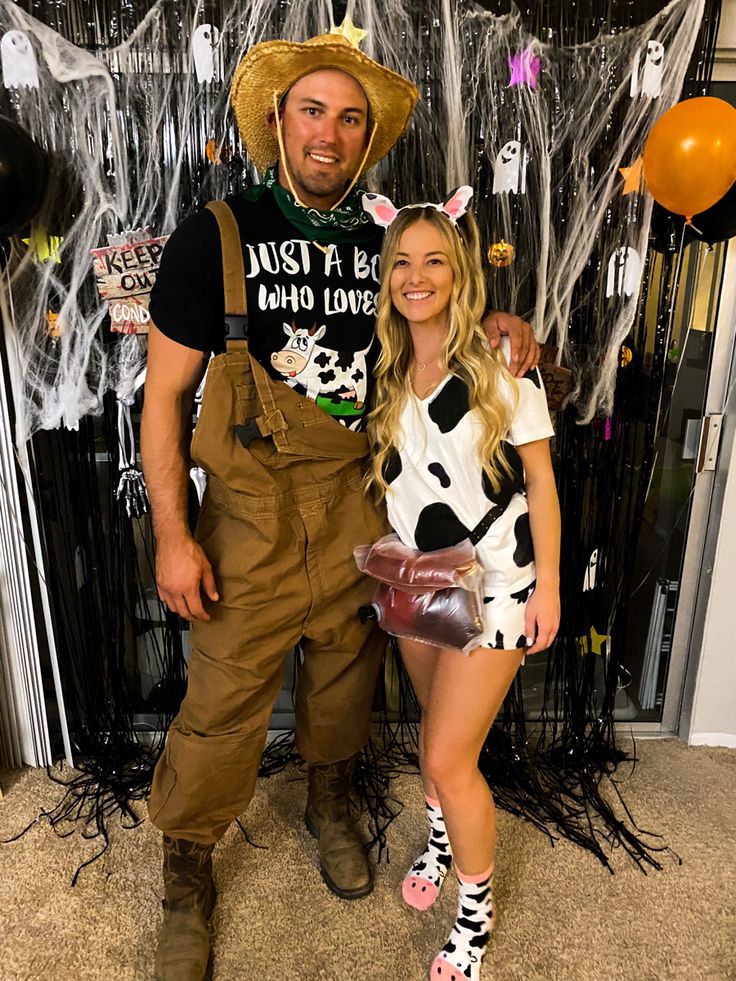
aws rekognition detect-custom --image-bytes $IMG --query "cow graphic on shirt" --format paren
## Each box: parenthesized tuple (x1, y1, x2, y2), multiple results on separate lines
(271, 322, 371, 412)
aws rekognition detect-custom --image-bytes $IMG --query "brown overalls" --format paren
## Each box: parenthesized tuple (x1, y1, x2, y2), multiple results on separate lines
(149, 202, 388, 844)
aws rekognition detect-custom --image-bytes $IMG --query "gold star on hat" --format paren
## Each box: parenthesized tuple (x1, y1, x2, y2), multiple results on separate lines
(329, 15, 367, 49)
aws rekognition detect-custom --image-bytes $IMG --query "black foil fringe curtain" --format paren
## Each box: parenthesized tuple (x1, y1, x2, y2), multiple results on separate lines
(3, 395, 188, 882)
(0, 0, 723, 880)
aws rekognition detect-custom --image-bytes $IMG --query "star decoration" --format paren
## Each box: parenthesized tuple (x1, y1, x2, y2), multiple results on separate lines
(577, 625, 611, 656)
(205, 138, 232, 165)
(589, 626, 610, 655)
(508, 47, 541, 88)
(619, 157, 644, 195)
(47, 310, 61, 338)
(330, 15, 367, 49)
(22, 230, 63, 264)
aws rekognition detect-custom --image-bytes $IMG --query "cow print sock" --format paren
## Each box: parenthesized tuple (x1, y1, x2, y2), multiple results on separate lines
(402, 796, 452, 911)
(430, 867, 495, 981)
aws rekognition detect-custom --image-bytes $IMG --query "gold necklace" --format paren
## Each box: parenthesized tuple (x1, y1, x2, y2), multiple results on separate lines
(417, 378, 441, 398)
(411, 359, 443, 398)
(412, 357, 438, 372)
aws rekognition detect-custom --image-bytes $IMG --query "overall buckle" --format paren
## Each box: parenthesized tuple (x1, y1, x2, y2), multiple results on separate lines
(233, 419, 261, 447)
(224, 315, 248, 340)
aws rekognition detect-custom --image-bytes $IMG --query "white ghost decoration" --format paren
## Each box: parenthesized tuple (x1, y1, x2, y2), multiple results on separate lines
(583, 549, 598, 592)
(642, 40, 664, 98)
(1, 30, 39, 89)
(630, 39, 665, 99)
(606, 247, 643, 298)
(191, 24, 220, 84)
(492, 140, 528, 195)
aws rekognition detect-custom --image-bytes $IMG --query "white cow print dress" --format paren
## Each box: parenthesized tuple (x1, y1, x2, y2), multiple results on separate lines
(384, 338, 555, 651)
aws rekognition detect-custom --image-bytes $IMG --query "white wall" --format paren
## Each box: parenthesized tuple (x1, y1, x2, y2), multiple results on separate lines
(688, 424, 736, 747)
(686, 3, 736, 744)
(713, 0, 736, 81)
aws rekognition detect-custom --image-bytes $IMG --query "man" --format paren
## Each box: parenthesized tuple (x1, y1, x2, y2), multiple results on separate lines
(142, 22, 538, 981)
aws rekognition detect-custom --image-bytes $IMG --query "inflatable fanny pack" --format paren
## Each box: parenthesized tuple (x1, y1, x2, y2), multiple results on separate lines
(354, 534, 485, 652)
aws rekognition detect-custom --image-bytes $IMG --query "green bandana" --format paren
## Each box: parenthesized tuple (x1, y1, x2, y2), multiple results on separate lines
(242, 165, 378, 244)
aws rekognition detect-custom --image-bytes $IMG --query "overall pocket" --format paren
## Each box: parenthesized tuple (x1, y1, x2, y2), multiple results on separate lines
(191, 353, 253, 472)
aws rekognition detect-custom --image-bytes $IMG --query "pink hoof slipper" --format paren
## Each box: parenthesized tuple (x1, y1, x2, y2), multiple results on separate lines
(402, 874, 439, 910)
(430, 954, 463, 980)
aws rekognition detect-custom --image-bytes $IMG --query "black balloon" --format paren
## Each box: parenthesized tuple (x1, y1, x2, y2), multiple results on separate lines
(0, 116, 47, 237)
(651, 179, 736, 251)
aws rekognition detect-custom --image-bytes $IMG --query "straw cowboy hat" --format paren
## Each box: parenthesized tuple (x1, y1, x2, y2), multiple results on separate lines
(231, 20, 419, 174)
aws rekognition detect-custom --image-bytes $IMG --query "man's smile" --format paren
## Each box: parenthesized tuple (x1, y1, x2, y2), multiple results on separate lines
(307, 151, 340, 165)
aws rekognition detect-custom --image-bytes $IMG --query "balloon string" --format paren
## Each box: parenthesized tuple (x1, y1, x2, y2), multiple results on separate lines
(655, 223, 689, 444)
(684, 216, 704, 236)
(655, 221, 694, 437)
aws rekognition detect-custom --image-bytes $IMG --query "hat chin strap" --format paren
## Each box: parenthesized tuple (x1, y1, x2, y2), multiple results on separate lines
(331, 123, 376, 209)
(272, 89, 377, 212)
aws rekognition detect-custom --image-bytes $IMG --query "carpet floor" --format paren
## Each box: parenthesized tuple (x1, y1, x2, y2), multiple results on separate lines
(1, 738, 734, 981)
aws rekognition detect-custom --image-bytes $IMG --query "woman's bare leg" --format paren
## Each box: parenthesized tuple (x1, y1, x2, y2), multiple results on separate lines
(397, 637, 441, 799)
(422, 645, 524, 874)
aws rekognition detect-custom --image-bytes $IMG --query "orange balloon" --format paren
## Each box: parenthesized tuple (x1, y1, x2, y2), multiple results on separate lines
(643, 97, 736, 220)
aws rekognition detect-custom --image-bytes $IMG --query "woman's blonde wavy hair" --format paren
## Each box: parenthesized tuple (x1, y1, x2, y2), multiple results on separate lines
(367, 206, 518, 498)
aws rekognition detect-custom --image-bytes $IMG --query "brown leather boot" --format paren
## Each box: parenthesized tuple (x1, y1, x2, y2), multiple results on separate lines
(154, 835, 216, 981)
(304, 758, 373, 900)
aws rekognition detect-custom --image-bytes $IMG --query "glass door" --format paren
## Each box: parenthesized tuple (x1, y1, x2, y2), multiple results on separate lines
(618, 240, 729, 722)
(517, 235, 733, 726)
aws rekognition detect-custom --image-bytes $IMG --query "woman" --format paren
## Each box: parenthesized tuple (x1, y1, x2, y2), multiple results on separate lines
(362, 188, 561, 981)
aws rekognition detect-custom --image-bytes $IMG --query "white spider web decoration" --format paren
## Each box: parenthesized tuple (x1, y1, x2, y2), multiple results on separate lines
(0, 0, 704, 441)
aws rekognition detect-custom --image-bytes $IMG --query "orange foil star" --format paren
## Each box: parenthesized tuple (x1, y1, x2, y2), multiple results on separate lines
(619, 157, 644, 195)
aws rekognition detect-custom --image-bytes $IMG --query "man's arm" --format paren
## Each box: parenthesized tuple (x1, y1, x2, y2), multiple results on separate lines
(141, 324, 218, 621)
(482, 311, 539, 376)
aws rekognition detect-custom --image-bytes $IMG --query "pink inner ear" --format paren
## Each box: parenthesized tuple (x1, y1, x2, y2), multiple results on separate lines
(444, 196, 464, 217)
(375, 204, 397, 222)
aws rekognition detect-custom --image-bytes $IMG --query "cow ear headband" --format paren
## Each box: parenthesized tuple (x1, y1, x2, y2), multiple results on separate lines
(361, 185, 474, 228)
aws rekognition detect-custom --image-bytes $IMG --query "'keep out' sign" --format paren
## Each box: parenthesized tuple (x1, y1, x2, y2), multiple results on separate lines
(91, 235, 168, 334)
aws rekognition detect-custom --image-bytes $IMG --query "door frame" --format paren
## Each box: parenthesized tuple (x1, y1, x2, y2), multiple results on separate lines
(661, 237, 736, 736)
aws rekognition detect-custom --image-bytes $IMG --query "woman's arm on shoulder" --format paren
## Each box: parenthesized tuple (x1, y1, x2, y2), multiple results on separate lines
(515, 438, 560, 654)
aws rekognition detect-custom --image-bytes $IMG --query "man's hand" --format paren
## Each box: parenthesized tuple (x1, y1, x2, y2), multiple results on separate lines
(482, 311, 539, 377)
(155, 534, 219, 622)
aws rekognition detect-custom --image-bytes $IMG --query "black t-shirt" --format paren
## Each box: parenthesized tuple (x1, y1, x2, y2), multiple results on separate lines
(149, 189, 384, 429)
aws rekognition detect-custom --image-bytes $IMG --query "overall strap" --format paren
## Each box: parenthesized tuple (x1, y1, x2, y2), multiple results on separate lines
(206, 199, 289, 449)
(205, 200, 248, 351)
